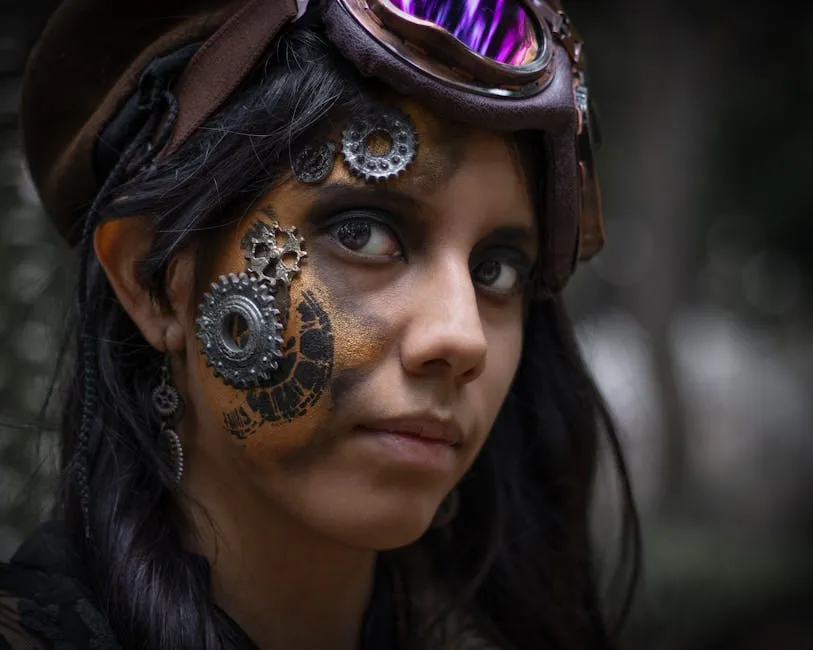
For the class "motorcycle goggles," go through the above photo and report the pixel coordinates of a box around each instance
[336,0,564,98]
[24,0,604,294]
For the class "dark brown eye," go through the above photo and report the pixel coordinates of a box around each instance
[335,220,372,251]
[472,259,521,294]
[474,260,501,285]
[331,217,401,258]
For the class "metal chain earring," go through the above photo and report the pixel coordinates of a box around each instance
[152,357,184,483]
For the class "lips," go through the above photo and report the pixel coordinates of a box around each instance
[355,416,463,447]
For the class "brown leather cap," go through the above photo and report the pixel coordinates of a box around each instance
[21,0,603,293]
[21,0,298,243]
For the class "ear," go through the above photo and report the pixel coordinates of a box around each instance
[94,217,195,354]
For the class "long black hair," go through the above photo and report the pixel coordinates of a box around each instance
[54,22,640,650]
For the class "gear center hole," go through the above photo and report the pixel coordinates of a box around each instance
[223,312,251,351]
[281,251,298,270]
[366,130,392,156]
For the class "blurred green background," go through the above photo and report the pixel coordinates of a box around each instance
[1,1,812,648]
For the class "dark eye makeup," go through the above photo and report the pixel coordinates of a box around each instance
[305,185,535,297]
[470,247,533,296]
[329,213,404,261]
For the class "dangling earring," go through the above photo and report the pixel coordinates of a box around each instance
[152,357,184,483]
[431,488,460,529]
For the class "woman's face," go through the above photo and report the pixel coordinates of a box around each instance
[181,100,537,549]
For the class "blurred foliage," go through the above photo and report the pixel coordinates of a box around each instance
[0,0,67,557]
[568,0,813,324]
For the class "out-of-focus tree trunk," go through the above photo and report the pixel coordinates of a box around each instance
[613,0,725,513]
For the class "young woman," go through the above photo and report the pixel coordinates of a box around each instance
[0,1,639,648]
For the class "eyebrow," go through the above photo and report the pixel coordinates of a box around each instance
[308,183,425,217]
[485,225,539,260]
[306,181,539,257]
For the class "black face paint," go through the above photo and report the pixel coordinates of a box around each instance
[223,405,261,439]
[223,291,334,436]
[329,366,374,413]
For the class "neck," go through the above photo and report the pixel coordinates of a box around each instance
[182,462,377,650]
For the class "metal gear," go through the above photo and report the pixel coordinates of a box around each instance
[152,358,181,419]
[196,272,284,388]
[152,383,180,419]
[241,220,307,286]
[160,424,184,484]
[341,108,418,182]
[293,140,337,184]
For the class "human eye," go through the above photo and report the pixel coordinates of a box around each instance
[471,252,530,297]
[329,212,403,261]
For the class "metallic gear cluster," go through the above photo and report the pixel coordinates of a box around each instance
[241,220,307,286]
[196,272,284,388]
[341,108,418,182]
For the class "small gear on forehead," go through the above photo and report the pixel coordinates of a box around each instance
[196,272,284,388]
[241,219,307,286]
[340,108,418,182]
[293,140,337,184]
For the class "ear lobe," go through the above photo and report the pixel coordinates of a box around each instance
[94,216,171,352]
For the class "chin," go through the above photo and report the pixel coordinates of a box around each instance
[306,492,442,551]
[366,513,435,551]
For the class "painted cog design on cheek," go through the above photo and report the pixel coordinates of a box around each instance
[223,291,335,438]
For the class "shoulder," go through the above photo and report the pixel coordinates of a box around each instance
[0,583,48,649]
[0,561,55,649]
[0,561,120,650]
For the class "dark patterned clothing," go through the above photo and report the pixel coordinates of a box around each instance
[0,522,259,649]
[0,523,120,649]
[0,522,498,650]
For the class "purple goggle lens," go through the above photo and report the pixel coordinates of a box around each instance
[386,0,539,67]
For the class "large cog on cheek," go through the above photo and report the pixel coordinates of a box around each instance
[196,272,285,388]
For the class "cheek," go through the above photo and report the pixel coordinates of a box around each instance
[479,314,524,423]
[193,259,389,464]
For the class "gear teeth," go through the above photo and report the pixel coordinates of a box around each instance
[196,272,285,388]
[241,219,307,286]
[340,108,417,183]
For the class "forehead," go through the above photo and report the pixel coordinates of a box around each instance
[211,97,538,247]
[208,99,538,276]
[303,98,537,224]
[395,100,524,193]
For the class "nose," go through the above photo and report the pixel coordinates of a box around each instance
[399,254,487,384]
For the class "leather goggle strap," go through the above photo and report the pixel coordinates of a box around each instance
[577,159,605,261]
[541,0,607,267]
[162,0,299,156]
